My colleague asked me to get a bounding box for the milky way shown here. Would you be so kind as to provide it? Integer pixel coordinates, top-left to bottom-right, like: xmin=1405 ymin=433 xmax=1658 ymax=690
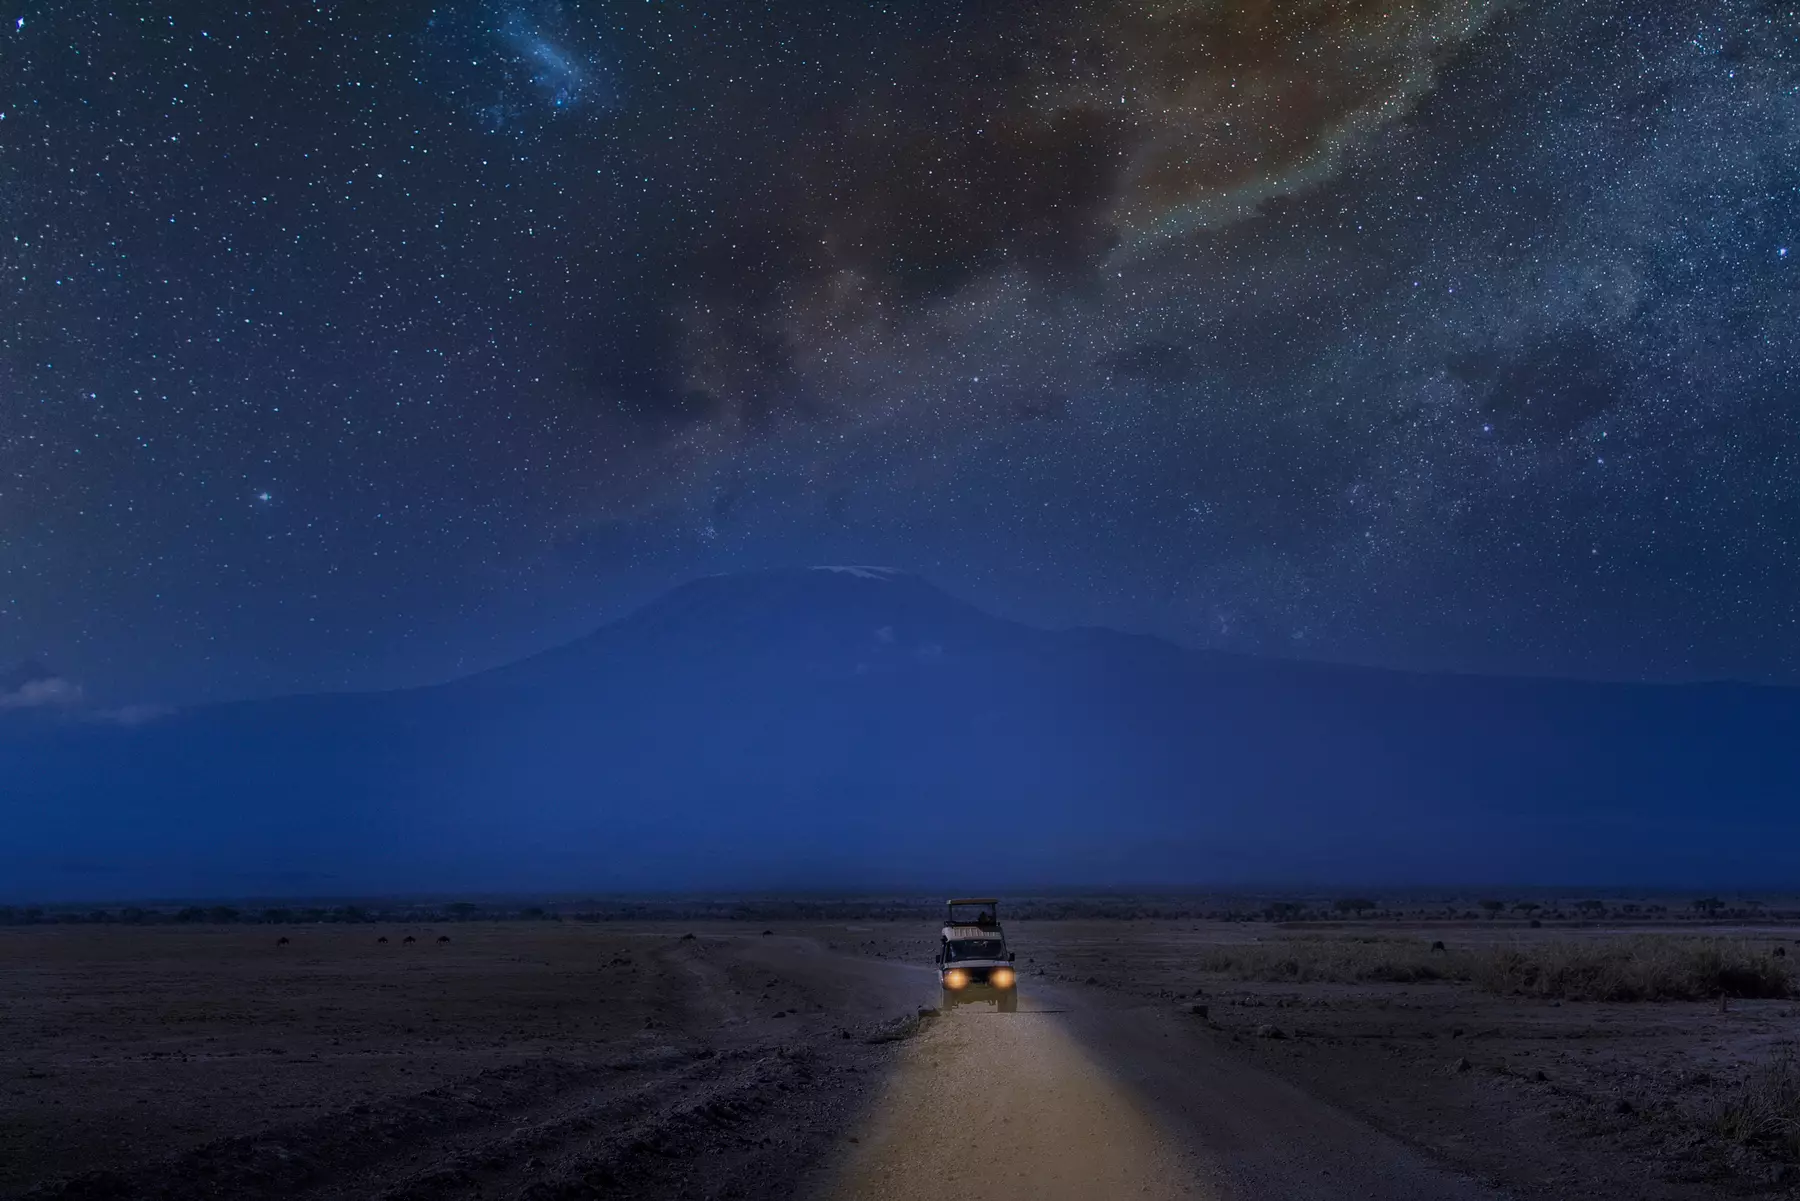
xmin=3 ymin=0 xmax=1798 ymax=702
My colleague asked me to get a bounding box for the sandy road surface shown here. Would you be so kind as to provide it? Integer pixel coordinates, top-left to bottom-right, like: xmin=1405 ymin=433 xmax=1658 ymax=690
xmin=830 ymin=998 xmax=1200 ymax=1201
xmin=1050 ymin=987 xmax=1507 ymax=1201
xmin=822 ymin=976 xmax=1506 ymax=1201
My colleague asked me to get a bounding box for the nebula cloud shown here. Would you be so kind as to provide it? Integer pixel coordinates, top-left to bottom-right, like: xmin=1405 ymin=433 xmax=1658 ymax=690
xmin=425 ymin=2 xmax=619 ymax=135
xmin=494 ymin=8 xmax=609 ymax=114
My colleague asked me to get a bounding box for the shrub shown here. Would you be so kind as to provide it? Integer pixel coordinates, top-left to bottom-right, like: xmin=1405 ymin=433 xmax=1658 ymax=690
xmin=1718 ymin=1051 xmax=1800 ymax=1159
xmin=1192 ymin=936 xmax=1793 ymax=1000
xmin=1470 ymin=938 xmax=1791 ymax=1001
xmin=864 ymin=1012 xmax=934 ymax=1043
xmin=1194 ymin=938 xmax=1458 ymax=984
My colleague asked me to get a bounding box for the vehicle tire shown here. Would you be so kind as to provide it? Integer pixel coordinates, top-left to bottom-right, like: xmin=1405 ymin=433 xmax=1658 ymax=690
xmin=998 ymin=991 xmax=1018 ymax=1013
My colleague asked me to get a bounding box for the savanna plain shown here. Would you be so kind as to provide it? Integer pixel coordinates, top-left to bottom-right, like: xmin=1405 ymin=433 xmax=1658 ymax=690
xmin=5 ymin=899 xmax=1800 ymax=1200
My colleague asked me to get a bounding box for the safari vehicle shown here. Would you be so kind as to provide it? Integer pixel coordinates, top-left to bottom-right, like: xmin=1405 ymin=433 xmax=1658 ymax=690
xmin=936 ymin=897 xmax=1018 ymax=1012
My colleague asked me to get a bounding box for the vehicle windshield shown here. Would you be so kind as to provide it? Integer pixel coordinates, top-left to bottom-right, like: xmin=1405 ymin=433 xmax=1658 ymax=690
xmin=947 ymin=904 xmax=998 ymax=926
xmin=945 ymin=939 xmax=1005 ymax=962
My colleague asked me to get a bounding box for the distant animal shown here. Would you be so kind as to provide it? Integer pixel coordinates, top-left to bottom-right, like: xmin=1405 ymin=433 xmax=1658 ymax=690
xmin=377 ymin=936 xmax=388 ymax=944
xmin=1430 ymin=940 xmax=1446 ymax=954
xmin=1776 ymin=946 xmax=1788 ymax=958
xmin=276 ymin=936 xmax=290 ymax=946
xmin=680 ymin=932 xmax=697 ymax=941
xmin=403 ymin=935 xmax=416 ymax=944
xmin=437 ymin=935 xmax=450 ymax=944
xmin=762 ymin=930 xmax=774 ymax=937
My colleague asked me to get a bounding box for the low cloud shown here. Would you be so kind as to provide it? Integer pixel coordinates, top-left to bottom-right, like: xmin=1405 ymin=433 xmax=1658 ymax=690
xmin=0 ymin=675 xmax=83 ymax=711
xmin=90 ymin=704 xmax=174 ymax=727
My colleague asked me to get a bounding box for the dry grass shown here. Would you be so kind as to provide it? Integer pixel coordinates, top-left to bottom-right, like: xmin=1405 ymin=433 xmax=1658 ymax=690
xmin=1470 ymin=938 xmax=1793 ymax=1001
xmin=863 ymin=1011 xmax=934 ymax=1043
xmin=1194 ymin=937 xmax=1458 ymax=985
xmin=1718 ymin=1051 xmax=1800 ymax=1159
xmin=1196 ymin=936 xmax=1795 ymax=1000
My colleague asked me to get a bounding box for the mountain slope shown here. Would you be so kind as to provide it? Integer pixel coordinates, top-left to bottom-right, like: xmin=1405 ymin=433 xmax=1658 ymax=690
xmin=4 ymin=567 xmax=1798 ymax=900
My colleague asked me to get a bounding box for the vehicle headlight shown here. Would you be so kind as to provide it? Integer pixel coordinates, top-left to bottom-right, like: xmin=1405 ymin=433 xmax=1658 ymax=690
xmin=943 ymin=968 xmax=969 ymax=989
xmin=990 ymin=967 xmax=1016 ymax=990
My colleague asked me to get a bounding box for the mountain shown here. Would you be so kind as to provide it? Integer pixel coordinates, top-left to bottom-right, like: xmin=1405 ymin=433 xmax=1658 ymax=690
xmin=5 ymin=567 xmax=1799 ymax=900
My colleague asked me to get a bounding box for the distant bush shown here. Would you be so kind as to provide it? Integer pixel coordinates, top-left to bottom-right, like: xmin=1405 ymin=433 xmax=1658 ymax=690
xmin=1195 ymin=937 xmax=1456 ymax=984
xmin=1471 ymin=938 xmax=1792 ymax=1001
xmin=1718 ymin=1051 xmax=1800 ymax=1159
xmin=1193 ymin=936 xmax=1794 ymax=1000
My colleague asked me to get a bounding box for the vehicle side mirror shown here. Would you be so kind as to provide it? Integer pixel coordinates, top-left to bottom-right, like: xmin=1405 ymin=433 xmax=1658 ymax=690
xmin=934 ymin=951 xmax=942 ymax=964
xmin=1008 ymin=951 xmax=1016 ymax=962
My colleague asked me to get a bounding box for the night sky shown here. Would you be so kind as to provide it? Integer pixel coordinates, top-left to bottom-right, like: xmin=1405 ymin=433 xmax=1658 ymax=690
xmin=5 ymin=0 xmax=1798 ymax=706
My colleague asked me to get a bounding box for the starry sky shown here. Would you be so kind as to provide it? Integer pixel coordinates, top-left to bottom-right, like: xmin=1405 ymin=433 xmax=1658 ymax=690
xmin=4 ymin=0 xmax=1798 ymax=705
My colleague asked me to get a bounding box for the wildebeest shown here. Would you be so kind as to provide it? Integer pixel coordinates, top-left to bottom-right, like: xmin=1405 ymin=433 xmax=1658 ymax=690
xmin=403 ymin=935 xmax=416 ymax=944
xmin=1777 ymin=946 xmax=1788 ymax=958
xmin=377 ymin=936 xmax=388 ymax=944
xmin=436 ymin=935 xmax=450 ymax=944
xmin=276 ymin=936 xmax=290 ymax=946
xmin=1430 ymin=940 xmax=1447 ymax=954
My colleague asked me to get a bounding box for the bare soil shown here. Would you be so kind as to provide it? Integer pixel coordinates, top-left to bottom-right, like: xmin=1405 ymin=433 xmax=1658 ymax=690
xmin=0 ymin=923 xmax=928 ymax=1200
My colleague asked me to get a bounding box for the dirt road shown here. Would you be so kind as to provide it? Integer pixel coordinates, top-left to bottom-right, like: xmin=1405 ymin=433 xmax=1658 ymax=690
xmin=824 ymin=977 xmax=1505 ymax=1201
xmin=829 ymin=995 xmax=1200 ymax=1201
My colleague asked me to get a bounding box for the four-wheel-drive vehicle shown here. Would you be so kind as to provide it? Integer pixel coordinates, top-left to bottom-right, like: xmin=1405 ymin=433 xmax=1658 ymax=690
xmin=936 ymin=897 xmax=1018 ymax=1012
